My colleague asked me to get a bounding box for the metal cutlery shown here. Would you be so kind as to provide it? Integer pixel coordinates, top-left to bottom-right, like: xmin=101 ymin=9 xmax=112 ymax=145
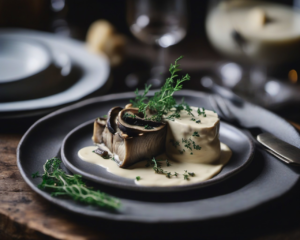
xmin=209 ymin=94 xmax=300 ymax=166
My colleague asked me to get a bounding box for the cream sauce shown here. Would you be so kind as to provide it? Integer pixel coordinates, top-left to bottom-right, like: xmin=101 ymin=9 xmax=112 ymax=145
xmin=206 ymin=1 xmax=300 ymax=65
xmin=78 ymin=143 xmax=232 ymax=187
xmin=164 ymin=107 xmax=220 ymax=164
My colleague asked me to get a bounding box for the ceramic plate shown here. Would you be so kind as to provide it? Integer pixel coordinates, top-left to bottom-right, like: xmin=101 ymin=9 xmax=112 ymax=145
xmin=17 ymin=91 xmax=300 ymax=223
xmin=0 ymin=29 xmax=109 ymax=112
xmin=61 ymin=119 xmax=254 ymax=192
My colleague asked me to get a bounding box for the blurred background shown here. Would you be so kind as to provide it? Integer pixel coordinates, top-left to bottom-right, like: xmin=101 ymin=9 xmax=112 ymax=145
xmin=1 ymin=0 xmax=300 ymax=130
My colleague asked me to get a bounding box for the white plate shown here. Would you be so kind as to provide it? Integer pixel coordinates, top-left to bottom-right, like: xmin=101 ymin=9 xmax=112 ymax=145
xmin=0 ymin=38 xmax=51 ymax=83
xmin=0 ymin=29 xmax=110 ymax=112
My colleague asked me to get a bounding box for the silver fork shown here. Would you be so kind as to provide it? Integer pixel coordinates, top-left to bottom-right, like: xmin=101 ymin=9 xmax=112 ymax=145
xmin=209 ymin=94 xmax=300 ymax=166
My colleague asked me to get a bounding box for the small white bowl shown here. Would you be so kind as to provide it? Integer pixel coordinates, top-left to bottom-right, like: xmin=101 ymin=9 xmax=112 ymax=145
xmin=0 ymin=38 xmax=66 ymax=101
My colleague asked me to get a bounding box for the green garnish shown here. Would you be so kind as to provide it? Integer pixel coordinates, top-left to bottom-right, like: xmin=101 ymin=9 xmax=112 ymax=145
xmin=136 ymin=176 xmax=141 ymax=181
xmin=102 ymin=114 xmax=107 ymax=118
xmin=191 ymin=118 xmax=196 ymax=121
xmin=150 ymin=158 xmax=177 ymax=178
xmin=182 ymin=137 xmax=201 ymax=154
xmin=31 ymin=171 xmax=40 ymax=179
xmin=123 ymin=113 xmax=136 ymax=120
xmin=170 ymin=139 xmax=180 ymax=148
xmin=183 ymin=170 xmax=189 ymax=180
xmin=131 ymin=56 xmax=191 ymax=122
xmin=196 ymin=120 xmax=201 ymax=123
xmin=197 ymin=107 xmax=206 ymax=117
xmin=144 ymin=124 xmax=154 ymax=129
xmin=32 ymin=157 xmax=120 ymax=209
xmin=146 ymin=158 xmax=195 ymax=180
xmin=192 ymin=131 xmax=200 ymax=137
xmin=182 ymin=138 xmax=192 ymax=151
xmin=166 ymin=112 xmax=180 ymax=121
xmin=183 ymin=170 xmax=195 ymax=180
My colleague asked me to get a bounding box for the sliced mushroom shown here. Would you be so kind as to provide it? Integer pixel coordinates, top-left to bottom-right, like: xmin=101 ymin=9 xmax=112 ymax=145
xmin=101 ymin=107 xmax=123 ymax=152
xmin=112 ymin=125 xmax=167 ymax=168
xmin=117 ymin=108 xmax=165 ymax=136
xmin=93 ymin=106 xmax=167 ymax=168
xmin=92 ymin=117 xmax=106 ymax=143
xmin=107 ymin=107 xmax=123 ymax=134
xmin=93 ymin=147 xmax=108 ymax=157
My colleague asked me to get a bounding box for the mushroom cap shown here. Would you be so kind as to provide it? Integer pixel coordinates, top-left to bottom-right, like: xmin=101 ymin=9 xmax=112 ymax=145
xmin=107 ymin=106 xmax=123 ymax=134
xmin=117 ymin=108 xmax=166 ymax=136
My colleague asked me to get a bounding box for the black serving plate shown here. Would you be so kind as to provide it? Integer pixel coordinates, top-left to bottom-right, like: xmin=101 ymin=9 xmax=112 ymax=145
xmin=17 ymin=90 xmax=300 ymax=223
xmin=61 ymin=119 xmax=254 ymax=192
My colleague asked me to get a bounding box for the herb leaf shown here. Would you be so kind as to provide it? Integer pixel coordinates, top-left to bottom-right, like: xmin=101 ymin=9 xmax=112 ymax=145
xmin=131 ymin=57 xmax=191 ymax=122
xmin=34 ymin=157 xmax=120 ymax=209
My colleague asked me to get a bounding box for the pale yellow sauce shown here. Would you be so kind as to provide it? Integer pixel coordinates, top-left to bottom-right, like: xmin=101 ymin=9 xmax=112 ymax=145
xmin=164 ymin=107 xmax=220 ymax=164
xmin=78 ymin=143 xmax=232 ymax=187
xmin=206 ymin=1 xmax=300 ymax=64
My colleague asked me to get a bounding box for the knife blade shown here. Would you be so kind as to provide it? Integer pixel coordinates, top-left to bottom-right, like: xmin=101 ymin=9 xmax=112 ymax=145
xmin=257 ymin=133 xmax=300 ymax=166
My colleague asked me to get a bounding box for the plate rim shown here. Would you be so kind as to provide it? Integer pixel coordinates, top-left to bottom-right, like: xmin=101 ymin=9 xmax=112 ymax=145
xmin=0 ymin=28 xmax=110 ymax=112
xmin=17 ymin=90 xmax=300 ymax=223
xmin=60 ymin=118 xmax=255 ymax=192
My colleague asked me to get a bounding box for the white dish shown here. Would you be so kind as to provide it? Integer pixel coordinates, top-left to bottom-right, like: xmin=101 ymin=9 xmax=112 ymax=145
xmin=0 ymin=29 xmax=110 ymax=112
xmin=0 ymin=38 xmax=51 ymax=83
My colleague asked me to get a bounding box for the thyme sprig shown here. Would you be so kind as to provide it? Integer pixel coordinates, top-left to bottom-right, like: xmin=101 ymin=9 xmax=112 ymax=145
xmin=146 ymin=157 xmax=195 ymax=180
xmin=32 ymin=157 xmax=120 ymax=209
xmin=131 ymin=56 xmax=191 ymax=122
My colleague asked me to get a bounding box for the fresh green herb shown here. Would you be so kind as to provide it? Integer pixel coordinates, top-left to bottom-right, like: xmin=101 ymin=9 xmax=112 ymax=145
xmin=196 ymin=120 xmax=201 ymax=123
xmin=166 ymin=112 xmax=181 ymax=121
xmin=130 ymin=84 xmax=152 ymax=108
xmin=146 ymin=158 xmax=195 ymax=180
xmin=192 ymin=141 xmax=201 ymax=150
xmin=151 ymin=158 xmax=177 ymax=178
xmin=102 ymin=114 xmax=107 ymax=118
xmin=182 ymin=138 xmax=192 ymax=151
xmin=197 ymin=107 xmax=206 ymax=117
xmin=183 ymin=170 xmax=195 ymax=180
xmin=191 ymin=118 xmax=196 ymax=121
xmin=174 ymin=103 xmax=185 ymax=113
xmin=182 ymin=138 xmax=201 ymax=154
xmin=184 ymin=103 xmax=194 ymax=117
xmin=123 ymin=112 xmax=136 ymax=120
xmin=183 ymin=170 xmax=189 ymax=180
xmin=170 ymin=139 xmax=180 ymax=148
xmin=111 ymin=157 xmax=115 ymax=162
xmin=131 ymin=57 xmax=191 ymax=122
xmin=31 ymin=171 xmax=40 ymax=179
xmin=136 ymin=176 xmax=141 ymax=181
xmin=144 ymin=124 xmax=154 ymax=129
xmin=192 ymin=131 xmax=200 ymax=137
xmin=32 ymin=157 xmax=120 ymax=209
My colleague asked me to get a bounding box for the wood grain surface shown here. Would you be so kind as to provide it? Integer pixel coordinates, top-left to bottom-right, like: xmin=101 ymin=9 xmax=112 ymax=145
xmin=1 ymin=124 xmax=300 ymax=240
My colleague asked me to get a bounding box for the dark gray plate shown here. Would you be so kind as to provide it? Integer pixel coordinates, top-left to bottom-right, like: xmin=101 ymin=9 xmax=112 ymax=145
xmin=61 ymin=119 xmax=254 ymax=192
xmin=17 ymin=90 xmax=300 ymax=223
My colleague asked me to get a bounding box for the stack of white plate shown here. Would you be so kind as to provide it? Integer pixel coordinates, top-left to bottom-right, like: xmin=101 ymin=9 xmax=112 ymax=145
xmin=0 ymin=29 xmax=110 ymax=121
